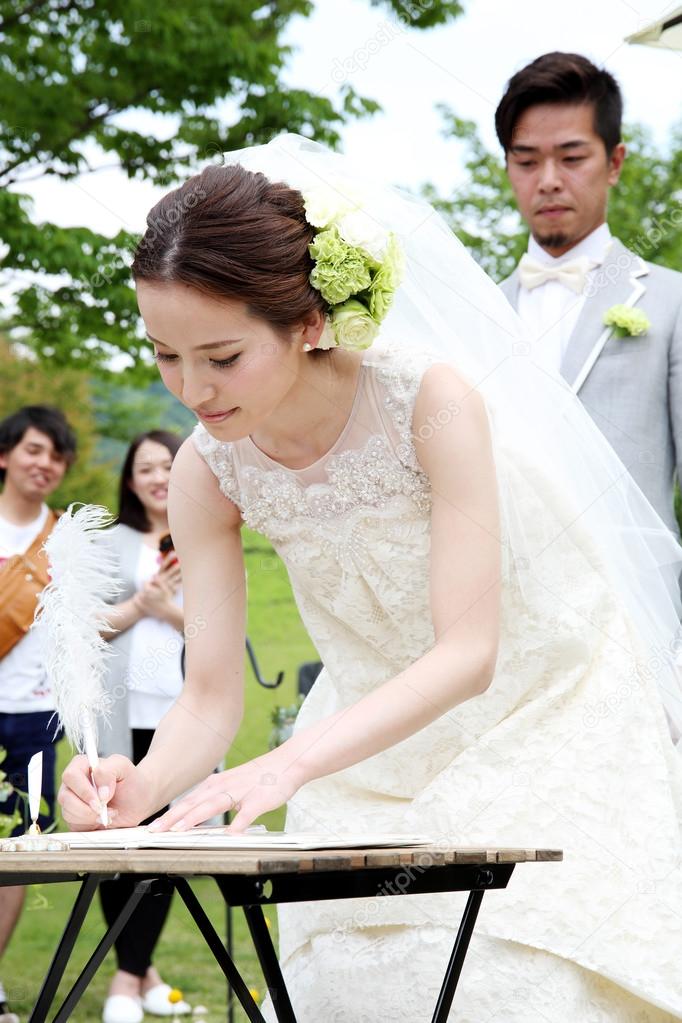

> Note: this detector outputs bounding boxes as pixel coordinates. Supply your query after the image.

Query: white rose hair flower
[303,184,357,229]
[336,209,389,263]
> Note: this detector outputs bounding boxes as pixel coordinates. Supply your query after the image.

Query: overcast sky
[12,0,682,240]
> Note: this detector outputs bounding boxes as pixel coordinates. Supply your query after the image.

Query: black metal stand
[11,860,514,1023]
[173,878,266,1023]
[29,874,101,1023]
[226,878,235,1023]
[235,900,297,1023]
[431,888,485,1023]
[29,876,154,1023]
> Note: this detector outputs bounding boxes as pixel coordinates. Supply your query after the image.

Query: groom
[496,52,682,537]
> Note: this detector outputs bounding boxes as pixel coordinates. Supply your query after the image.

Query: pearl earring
[302,342,313,352]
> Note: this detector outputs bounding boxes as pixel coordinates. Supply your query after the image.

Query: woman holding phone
[97,429,192,1023]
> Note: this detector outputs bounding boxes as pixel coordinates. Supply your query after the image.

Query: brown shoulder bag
[0,509,59,659]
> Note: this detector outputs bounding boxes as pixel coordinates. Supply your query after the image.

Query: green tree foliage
[424,105,682,282]
[91,378,194,445]
[0,339,116,509]
[0,0,463,380]
[91,376,195,474]
[370,0,463,27]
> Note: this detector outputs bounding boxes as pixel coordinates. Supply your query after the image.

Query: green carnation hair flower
[309,227,373,305]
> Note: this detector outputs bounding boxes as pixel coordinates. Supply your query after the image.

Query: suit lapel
[559,239,649,394]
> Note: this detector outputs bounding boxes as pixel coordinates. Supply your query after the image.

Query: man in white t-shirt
[0,406,76,1023]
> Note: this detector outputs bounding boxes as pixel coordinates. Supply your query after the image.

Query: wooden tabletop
[0,845,562,877]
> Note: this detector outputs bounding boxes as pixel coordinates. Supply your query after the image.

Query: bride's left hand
[148,746,305,834]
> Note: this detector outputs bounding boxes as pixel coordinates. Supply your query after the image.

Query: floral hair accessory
[303,186,404,352]
[603,304,650,339]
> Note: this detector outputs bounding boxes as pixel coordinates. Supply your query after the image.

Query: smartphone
[158,533,174,555]
[158,532,178,567]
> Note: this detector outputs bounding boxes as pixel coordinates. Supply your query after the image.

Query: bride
[59,135,682,1021]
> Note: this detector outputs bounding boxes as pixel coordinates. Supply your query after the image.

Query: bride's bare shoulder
[169,435,242,530]
[415,361,487,425]
[413,362,491,473]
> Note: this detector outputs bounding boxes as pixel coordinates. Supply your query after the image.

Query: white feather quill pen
[37,504,121,825]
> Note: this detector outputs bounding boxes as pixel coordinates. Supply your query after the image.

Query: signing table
[0,841,562,1022]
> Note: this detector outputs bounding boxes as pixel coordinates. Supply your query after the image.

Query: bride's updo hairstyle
[131,164,327,336]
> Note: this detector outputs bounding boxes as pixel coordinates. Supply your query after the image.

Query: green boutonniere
[603,304,650,339]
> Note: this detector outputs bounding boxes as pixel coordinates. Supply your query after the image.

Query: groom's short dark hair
[495,52,623,157]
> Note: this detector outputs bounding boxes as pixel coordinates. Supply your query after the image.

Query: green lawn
[2,527,319,1022]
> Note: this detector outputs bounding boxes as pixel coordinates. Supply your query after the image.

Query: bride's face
[137,281,314,440]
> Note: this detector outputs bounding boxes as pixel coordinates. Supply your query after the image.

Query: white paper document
[39,826,433,851]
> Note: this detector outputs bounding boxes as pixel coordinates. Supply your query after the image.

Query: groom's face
[505,102,625,256]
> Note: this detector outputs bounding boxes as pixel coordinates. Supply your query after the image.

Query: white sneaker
[142,984,192,1017]
[102,994,143,1023]
[0,982,19,1023]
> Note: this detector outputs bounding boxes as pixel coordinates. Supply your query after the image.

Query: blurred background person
[0,405,76,1023]
[96,430,193,1023]
[497,51,682,537]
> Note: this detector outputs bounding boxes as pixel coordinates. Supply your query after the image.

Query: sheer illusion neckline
[245,361,367,474]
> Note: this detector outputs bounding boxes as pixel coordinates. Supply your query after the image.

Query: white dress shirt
[126,542,184,729]
[517,223,613,374]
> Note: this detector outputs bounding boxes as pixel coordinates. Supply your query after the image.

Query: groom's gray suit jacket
[500,238,682,537]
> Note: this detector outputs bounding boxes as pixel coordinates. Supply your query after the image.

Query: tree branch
[0,102,119,185]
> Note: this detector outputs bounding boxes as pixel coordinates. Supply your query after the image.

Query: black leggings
[98,729,172,978]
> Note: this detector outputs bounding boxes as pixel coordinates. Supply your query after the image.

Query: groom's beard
[533,230,571,252]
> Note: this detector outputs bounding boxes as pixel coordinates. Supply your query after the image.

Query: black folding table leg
[173,877,267,1023]
[431,889,485,1023]
[29,873,101,1023]
[48,877,155,1023]
[226,901,235,1023]
[242,904,297,1023]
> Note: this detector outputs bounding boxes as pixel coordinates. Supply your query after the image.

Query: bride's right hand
[58,754,152,831]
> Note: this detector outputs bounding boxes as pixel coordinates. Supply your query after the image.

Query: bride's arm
[150,365,501,833]
[136,437,247,812]
[59,437,248,829]
[280,364,501,781]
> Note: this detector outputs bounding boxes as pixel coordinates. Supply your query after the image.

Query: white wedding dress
[194,342,682,1022]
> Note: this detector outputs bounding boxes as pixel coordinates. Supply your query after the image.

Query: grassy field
[2,527,319,1022]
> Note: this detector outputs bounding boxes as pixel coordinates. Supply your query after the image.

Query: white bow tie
[518,253,596,294]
